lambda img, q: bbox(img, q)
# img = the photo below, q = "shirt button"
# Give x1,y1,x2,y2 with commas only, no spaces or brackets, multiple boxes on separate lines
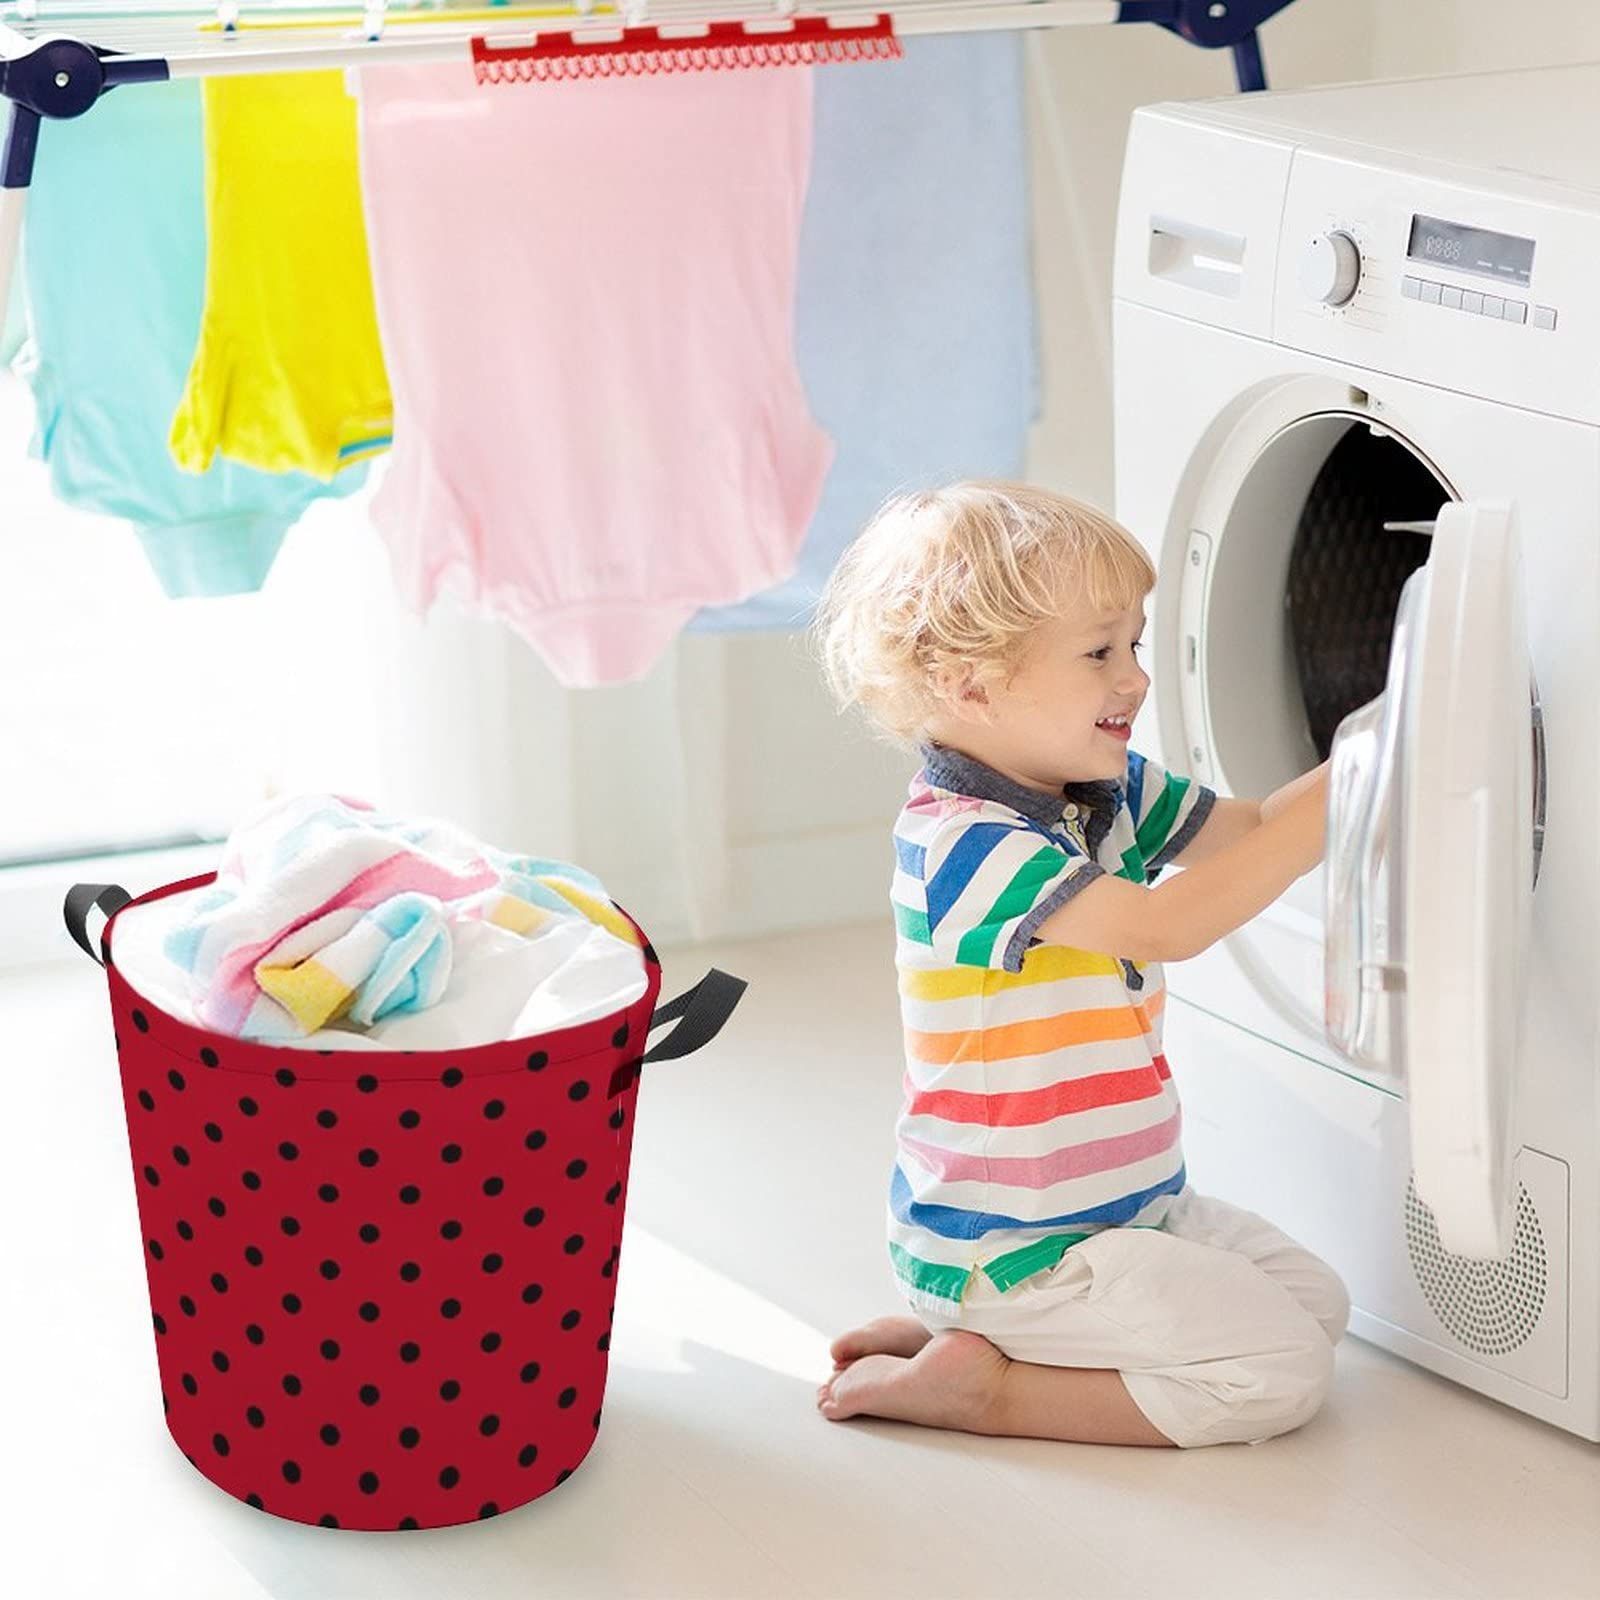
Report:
1063,805,1078,820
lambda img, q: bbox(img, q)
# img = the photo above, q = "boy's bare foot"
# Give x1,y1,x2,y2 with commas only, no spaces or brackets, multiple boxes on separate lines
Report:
816,1330,1175,1446
828,1315,933,1372
817,1329,1009,1432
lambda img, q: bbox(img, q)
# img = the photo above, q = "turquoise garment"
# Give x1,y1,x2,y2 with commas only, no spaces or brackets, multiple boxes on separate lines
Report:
1,254,23,366
689,34,1039,633
13,80,364,598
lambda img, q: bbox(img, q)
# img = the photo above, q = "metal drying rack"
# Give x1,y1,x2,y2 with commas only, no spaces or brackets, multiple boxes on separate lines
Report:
0,0,1296,352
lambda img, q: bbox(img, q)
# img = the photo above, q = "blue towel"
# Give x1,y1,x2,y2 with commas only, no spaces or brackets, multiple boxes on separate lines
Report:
689,34,1039,634
12,80,364,599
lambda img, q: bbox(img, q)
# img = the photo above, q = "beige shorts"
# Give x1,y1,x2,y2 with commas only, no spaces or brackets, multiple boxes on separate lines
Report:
908,1185,1351,1448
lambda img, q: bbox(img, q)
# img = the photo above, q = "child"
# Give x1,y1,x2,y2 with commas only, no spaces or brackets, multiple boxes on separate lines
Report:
811,480,1349,1449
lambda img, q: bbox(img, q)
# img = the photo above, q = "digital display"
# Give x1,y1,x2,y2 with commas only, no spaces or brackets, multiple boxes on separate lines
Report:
1407,213,1535,287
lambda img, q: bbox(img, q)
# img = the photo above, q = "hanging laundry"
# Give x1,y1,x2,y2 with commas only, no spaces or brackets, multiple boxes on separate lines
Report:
169,71,393,481
690,34,1039,633
1,260,23,366
13,79,365,598
355,62,833,688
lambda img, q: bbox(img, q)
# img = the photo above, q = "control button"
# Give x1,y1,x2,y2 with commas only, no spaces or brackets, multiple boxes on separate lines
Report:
1462,291,1484,314
1402,275,1422,299
1483,294,1505,317
1533,305,1558,330
1419,280,1442,304
1441,286,1463,309
1502,299,1528,324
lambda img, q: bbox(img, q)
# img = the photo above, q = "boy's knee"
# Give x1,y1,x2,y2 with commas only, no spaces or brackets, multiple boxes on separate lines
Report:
1286,1329,1338,1427
1223,1327,1339,1444
1316,1273,1352,1347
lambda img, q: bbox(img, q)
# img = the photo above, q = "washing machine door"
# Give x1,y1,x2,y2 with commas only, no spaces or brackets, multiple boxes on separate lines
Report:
1325,501,1534,1259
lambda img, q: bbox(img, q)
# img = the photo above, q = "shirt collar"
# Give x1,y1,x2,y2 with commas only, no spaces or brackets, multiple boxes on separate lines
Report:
918,742,1122,829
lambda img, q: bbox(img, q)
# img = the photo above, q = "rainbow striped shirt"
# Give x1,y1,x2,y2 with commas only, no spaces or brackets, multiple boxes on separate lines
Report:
887,743,1217,1309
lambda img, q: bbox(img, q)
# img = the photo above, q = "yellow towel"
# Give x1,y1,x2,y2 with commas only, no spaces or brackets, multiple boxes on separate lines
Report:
169,71,392,481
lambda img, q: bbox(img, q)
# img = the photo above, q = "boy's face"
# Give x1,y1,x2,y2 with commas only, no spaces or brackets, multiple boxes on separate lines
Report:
963,597,1151,792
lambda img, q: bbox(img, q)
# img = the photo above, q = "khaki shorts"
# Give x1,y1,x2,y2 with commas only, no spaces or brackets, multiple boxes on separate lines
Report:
909,1186,1350,1447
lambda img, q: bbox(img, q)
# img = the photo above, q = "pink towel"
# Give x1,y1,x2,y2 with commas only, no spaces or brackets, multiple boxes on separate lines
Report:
355,63,833,686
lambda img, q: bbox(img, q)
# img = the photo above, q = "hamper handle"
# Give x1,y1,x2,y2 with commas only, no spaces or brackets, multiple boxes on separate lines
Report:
642,969,747,1063
64,882,134,966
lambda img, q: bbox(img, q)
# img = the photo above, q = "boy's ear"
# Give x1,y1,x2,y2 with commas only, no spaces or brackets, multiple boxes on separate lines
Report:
929,663,994,725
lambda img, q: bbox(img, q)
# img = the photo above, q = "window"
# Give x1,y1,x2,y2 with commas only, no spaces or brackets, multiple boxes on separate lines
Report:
0,368,386,867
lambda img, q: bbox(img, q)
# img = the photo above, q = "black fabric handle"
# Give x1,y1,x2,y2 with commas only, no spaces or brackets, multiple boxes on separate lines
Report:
643,969,747,1063
64,882,133,967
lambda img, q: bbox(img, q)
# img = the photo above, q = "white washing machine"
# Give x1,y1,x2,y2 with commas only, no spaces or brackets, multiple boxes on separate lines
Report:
1112,63,1600,1440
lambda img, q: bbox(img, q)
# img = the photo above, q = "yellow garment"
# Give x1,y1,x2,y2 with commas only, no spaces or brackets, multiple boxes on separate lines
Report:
170,71,392,481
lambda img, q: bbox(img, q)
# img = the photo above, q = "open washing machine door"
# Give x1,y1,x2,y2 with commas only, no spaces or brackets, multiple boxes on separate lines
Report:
1325,501,1538,1258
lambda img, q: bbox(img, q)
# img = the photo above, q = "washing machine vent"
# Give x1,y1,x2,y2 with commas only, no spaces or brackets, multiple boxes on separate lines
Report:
1404,1176,1546,1356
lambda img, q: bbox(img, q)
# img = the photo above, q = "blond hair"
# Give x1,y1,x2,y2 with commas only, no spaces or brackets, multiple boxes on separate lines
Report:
813,479,1155,747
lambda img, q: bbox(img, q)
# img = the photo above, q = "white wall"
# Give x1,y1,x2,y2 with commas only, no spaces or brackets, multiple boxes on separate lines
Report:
1368,0,1600,75
376,1,1381,953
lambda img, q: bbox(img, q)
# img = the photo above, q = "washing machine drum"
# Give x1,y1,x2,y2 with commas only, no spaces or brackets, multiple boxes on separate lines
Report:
1285,425,1446,759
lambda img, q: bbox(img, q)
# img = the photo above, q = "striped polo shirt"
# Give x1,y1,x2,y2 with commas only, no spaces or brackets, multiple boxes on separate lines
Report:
887,742,1217,1309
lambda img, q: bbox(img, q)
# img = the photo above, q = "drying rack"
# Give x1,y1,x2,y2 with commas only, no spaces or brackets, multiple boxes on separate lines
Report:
0,0,1295,338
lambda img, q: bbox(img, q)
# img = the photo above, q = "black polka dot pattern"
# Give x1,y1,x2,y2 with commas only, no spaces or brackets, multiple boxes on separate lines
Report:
103,937,661,1530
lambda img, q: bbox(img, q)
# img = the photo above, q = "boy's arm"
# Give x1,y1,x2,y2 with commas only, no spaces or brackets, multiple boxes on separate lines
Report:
1157,796,1260,870
1034,766,1329,963
1154,759,1331,871
1261,759,1331,823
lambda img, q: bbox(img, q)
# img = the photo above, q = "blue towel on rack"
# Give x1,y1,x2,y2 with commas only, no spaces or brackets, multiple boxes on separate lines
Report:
12,79,365,599
689,33,1039,634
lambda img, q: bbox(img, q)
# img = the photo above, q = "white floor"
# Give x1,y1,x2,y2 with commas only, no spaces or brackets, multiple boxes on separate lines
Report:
7,917,1600,1600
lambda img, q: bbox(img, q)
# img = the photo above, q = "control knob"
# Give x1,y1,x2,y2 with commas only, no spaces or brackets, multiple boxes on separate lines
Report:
1300,230,1362,307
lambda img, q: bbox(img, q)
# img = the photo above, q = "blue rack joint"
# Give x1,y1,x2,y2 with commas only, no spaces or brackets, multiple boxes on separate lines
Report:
1,39,167,189
1121,0,1299,95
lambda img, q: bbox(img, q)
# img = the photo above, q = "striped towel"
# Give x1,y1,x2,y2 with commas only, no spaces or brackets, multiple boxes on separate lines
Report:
163,792,641,1042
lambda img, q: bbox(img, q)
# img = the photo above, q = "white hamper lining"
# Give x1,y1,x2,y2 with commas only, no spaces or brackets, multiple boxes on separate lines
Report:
111,885,649,1052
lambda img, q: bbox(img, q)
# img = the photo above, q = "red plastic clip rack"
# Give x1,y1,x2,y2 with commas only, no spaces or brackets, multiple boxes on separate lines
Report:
470,14,902,81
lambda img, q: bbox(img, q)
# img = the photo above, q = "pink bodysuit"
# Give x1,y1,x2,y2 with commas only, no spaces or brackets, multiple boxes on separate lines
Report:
355,62,833,687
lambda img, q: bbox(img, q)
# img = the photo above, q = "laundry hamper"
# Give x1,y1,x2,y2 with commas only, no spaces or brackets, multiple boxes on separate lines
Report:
64,874,746,1531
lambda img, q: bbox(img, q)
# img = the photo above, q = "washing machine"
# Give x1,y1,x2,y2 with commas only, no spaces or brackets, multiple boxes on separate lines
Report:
1112,62,1600,1439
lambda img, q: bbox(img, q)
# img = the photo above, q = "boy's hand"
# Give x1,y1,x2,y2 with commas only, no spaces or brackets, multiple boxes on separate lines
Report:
1260,758,1330,827
1281,764,1331,874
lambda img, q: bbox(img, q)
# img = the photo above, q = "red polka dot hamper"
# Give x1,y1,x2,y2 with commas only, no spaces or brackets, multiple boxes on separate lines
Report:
64,875,746,1531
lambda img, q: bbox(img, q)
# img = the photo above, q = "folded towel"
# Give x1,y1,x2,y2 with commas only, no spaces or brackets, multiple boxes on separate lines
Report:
163,793,641,1041
120,894,648,1053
